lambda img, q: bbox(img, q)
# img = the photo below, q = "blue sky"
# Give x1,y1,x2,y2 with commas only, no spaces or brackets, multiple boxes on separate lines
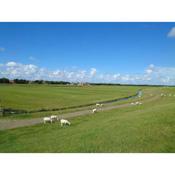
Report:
0,22,175,84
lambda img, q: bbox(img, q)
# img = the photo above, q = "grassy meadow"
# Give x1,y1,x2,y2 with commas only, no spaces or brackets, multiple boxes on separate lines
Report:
0,84,139,111
0,85,175,152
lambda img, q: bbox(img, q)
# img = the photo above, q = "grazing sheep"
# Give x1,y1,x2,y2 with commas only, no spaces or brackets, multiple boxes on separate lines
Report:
131,102,135,105
60,119,71,127
92,108,97,113
96,103,103,107
96,103,101,107
50,115,58,121
43,117,53,124
135,101,142,105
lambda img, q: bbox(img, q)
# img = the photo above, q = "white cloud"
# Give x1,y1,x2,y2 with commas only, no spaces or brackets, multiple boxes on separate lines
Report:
0,61,91,82
6,61,17,67
90,68,97,77
113,74,121,80
167,27,175,38
1,61,175,85
145,64,155,74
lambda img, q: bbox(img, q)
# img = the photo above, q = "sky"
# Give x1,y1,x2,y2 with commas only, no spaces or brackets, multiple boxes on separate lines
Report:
0,22,175,85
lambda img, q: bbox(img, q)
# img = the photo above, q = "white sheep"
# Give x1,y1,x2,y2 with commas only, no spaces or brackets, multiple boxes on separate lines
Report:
60,119,71,126
135,101,142,105
92,108,97,113
96,103,103,107
50,115,58,121
43,117,53,124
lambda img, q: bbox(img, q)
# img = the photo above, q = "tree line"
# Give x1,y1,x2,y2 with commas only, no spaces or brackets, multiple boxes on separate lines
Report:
0,78,71,85
0,77,172,87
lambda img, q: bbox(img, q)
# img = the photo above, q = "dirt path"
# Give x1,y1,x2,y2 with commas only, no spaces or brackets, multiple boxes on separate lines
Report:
0,95,160,131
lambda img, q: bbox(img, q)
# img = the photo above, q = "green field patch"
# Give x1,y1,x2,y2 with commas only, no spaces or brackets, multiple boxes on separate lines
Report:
0,87,175,153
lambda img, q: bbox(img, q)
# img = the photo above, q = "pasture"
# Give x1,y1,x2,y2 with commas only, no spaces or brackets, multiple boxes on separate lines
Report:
0,84,139,111
0,85,175,152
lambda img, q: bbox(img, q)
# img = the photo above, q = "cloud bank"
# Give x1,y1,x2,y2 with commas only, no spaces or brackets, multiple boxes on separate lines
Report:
0,61,175,85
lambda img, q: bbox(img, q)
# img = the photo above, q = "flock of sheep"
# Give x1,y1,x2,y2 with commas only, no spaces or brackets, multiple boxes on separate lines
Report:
129,92,175,106
160,93,175,97
43,115,71,126
42,91,151,127
43,93,175,126
131,101,142,105
92,103,103,113
43,103,104,126
43,92,174,127
149,93,175,97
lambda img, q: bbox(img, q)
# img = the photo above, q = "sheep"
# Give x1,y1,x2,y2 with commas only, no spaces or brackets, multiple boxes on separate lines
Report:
60,119,71,127
50,115,58,121
43,117,53,124
96,103,100,107
131,102,135,105
134,101,142,105
96,103,103,107
100,104,104,107
160,93,164,97
92,108,97,113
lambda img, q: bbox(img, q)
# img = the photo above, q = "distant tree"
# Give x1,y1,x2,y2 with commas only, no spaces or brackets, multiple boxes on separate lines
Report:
90,83,121,86
45,80,70,85
0,78,10,83
13,79,29,84
33,80,44,84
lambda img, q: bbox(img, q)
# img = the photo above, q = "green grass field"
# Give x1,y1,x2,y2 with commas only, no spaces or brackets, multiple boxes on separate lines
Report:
0,85,175,152
0,84,139,111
